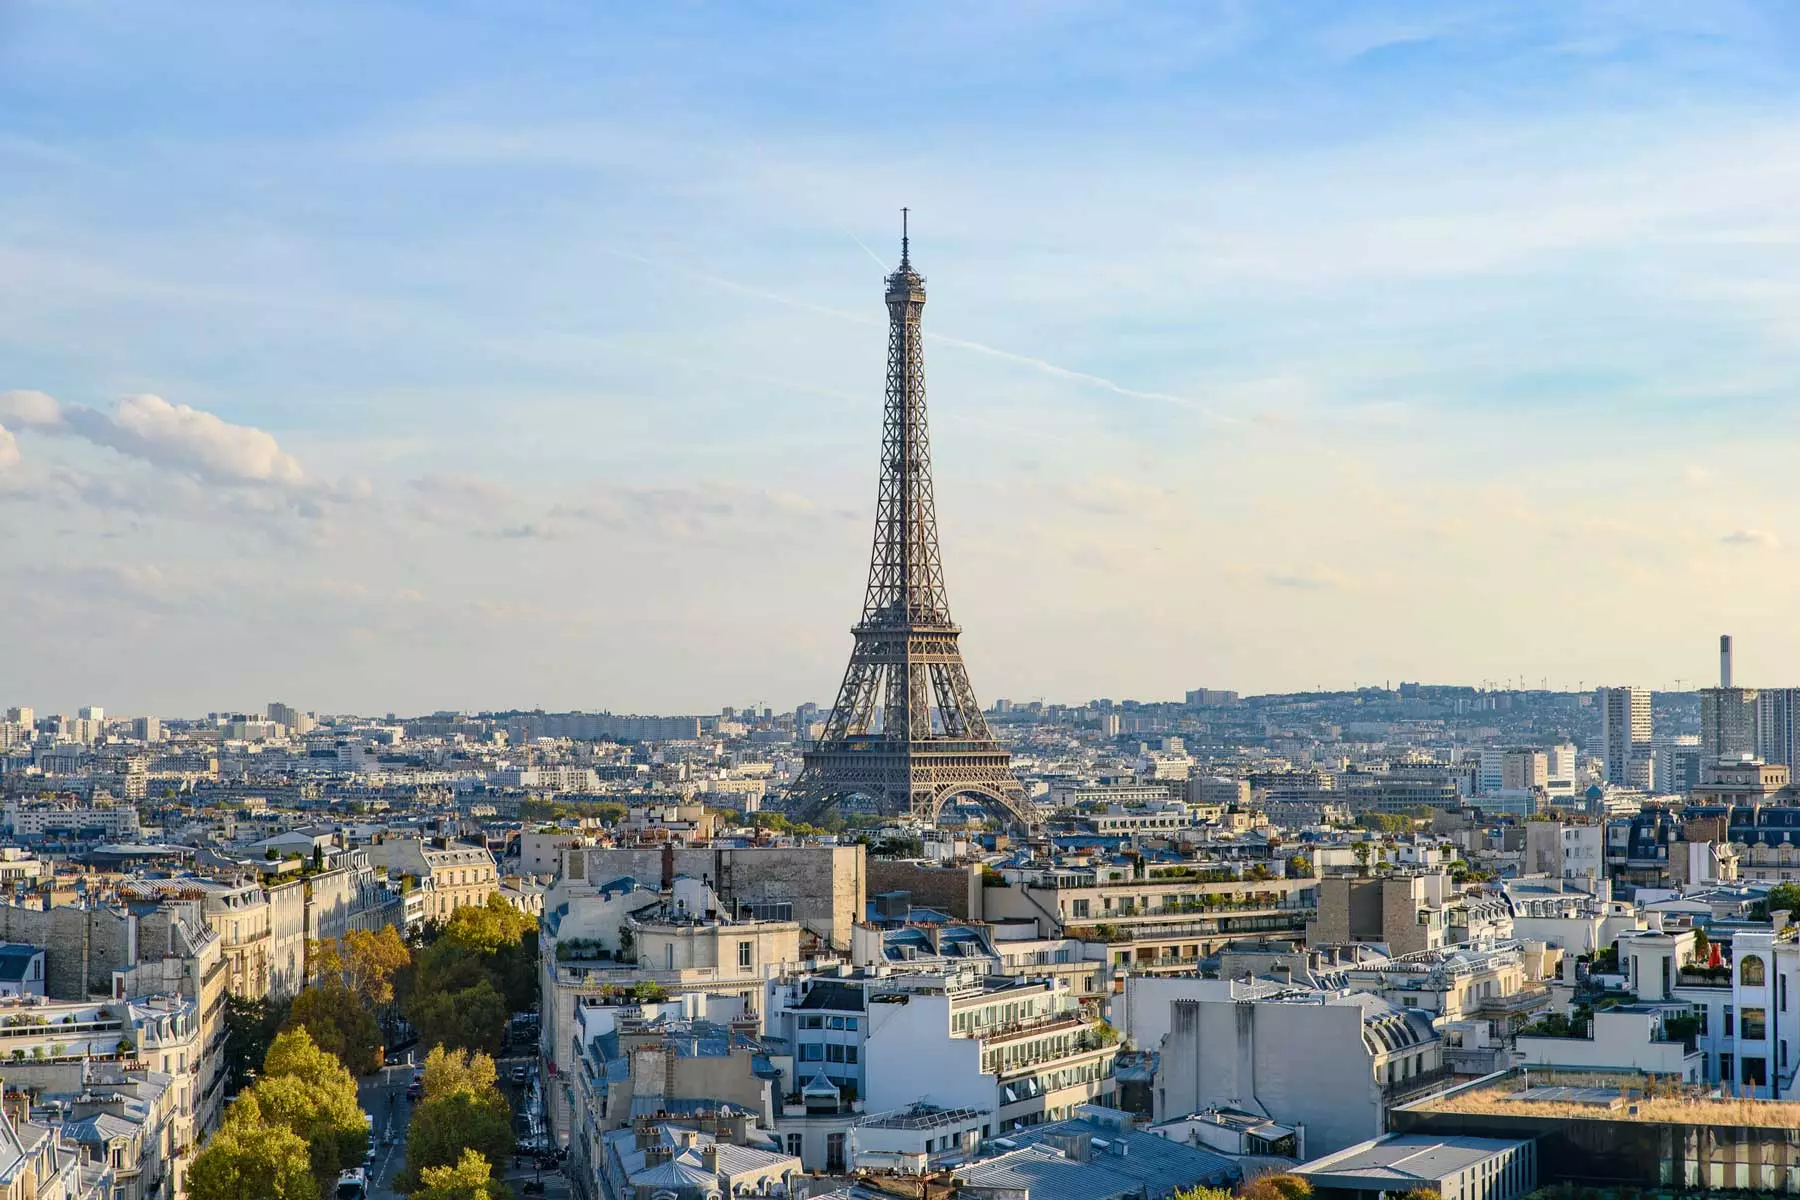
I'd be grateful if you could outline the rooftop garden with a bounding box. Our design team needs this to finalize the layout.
[1412,1070,1800,1128]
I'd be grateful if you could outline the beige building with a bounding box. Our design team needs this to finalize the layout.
[378,838,500,920]
[1307,872,1461,957]
[540,877,804,1147]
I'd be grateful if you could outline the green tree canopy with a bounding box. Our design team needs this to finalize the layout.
[1768,883,1800,916]
[406,895,538,1052]
[1239,1174,1313,1200]
[186,1094,318,1200]
[255,1028,370,1189]
[411,977,509,1057]
[223,994,288,1091]
[413,1146,509,1200]
[286,982,383,1076]
[400,1045,513,1192]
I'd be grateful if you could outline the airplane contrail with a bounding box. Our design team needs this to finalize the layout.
[845,230,889,273]
[595,244,1231,422]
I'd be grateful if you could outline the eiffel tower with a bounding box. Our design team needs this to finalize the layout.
[785,216,1035,830]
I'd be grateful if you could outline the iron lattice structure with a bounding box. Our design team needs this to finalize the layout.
[785,227,1035,830]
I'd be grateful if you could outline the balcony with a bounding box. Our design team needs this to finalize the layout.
[1382,1063,1456,1102]
[975,1013,1087,1046]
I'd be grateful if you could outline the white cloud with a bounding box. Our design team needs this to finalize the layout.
[1722,528,1780,549]
[0,391,63,430]
[60,394,306,489]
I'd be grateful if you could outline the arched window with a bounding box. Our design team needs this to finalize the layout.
[1743,955,1766,986]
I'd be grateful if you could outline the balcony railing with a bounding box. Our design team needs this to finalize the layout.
[1382,1063,1457,1101]
[974,1013,1086,1045]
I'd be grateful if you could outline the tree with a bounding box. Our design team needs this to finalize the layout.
[413,1146,509,1200]
[255,1028,370,1191]
[419,1044,499,1102]
[286,982,382,1076]
[186,1093,318,1200]
[1768,883,1800,916]
[406,896,538,1053]
[223,994,288,1091]
[314,927,411,1006]
[1171,1188,1234,1200]
[401,1046,514,1192]
[411,977,509,1057]
[1239,1174,1313,1200]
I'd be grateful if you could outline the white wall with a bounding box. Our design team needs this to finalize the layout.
[863,993,989,1114]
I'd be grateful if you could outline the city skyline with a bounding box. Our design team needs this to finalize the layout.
[10,3,1800,713]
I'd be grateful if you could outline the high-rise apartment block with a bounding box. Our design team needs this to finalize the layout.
[1701,688,1759,761]
[1599,686,1652,786]
[130,715,161,743]
[1759,689,1800,768]
[4,707,33,729]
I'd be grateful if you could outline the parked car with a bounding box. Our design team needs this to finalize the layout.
[511,1065,528,1084]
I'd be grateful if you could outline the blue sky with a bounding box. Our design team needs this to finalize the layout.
[7,0,1800,715]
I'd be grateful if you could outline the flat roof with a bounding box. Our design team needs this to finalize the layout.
[1406,1068,1800,1129]
[1299,1135,1532,1185]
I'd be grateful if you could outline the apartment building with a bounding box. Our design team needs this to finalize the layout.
[860,968,1119,1133]
[984,861,1316,973]
[375,837,499,920]
[1155,992,1447,1158]
[540,877,804,1147]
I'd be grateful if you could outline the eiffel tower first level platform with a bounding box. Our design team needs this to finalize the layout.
[783,216,1037,832]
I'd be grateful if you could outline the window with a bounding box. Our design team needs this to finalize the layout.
[800,1016,823,1030]
[1722,1052,1734,1081]
[1726,1007,1735,1038]
[827,1016,846,1030]
[786,1134,802,1157]
[1744,1056,1768,1088]
[1743,1007,1768,1041]
[1071,900,1090,919]
[846,1045,858,1063]
[799,1044,823,1062]
[737,941,753,969]
[845,1017,858,1031]
[1743,956,1767,986]
[1784,975,1790,1013]
[827,1045,845,1063]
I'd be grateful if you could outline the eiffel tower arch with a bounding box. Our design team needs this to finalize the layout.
[784,218,1036,832]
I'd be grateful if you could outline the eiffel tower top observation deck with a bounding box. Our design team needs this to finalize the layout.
[783,215,1035,830]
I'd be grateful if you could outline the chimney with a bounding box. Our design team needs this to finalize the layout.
[1722,634,1734,689]
[702,1145,720,1173]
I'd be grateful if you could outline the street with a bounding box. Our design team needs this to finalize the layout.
[356,1064,416,1200]
[355,1052,567,1200]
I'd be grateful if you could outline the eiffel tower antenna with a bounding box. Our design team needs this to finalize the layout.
[784,217,1035,831]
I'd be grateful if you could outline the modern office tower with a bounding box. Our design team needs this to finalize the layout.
[1701,687,1759,761]
[1599,686,1652,786]
[3,708,31,729]
[76,705,103,723]
[1758,689,1800,768]
[1652,737,1704,796]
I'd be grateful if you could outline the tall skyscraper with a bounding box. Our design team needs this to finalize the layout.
[784,220,1032,829]
[1598,686,1652,786]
